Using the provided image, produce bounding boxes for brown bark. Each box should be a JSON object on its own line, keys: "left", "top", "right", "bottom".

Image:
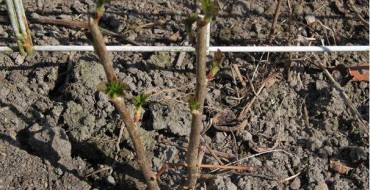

{"left": 112, "top": 98, "right": 160, "bottom": 190}
{"left": 88, "top": 18, "right": 159, "bottom": 190}
{"left": 88, "top": 18, "right": 117, "bottom": 82}
{"left": 185, "top": 19, "right": 208, "bottom": 189}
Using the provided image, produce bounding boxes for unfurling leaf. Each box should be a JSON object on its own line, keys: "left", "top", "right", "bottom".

{"left": 213, "top": 49, "right": 225, "bottom": 67}
{"left": 207, "top": 49, "right": 224, "bottom": 79}
{"left": 207, "top": 66, "right": 220, "bottom": 79}
{"left": 183, "top": 13, "right": 198, "bottom": 35}
{"left": 201, "top": 0, "right": 220, "bottom": 23}
{"left": 188, "top": 96, "right": 200, "bottom": 111}
{"left": 133, "top": 93, "right": 149, "bottom": 108}
{"left": 133, "top": 93, "right": 149, "bottom": 123}
{"left": 99, "top": 80, "right": 129, "bottom": 99}
{"left": 95, "top": 0, "right": 113, "bottom": 21}
{"left": 134, "top": 106, "right": 143, "bottom": 123}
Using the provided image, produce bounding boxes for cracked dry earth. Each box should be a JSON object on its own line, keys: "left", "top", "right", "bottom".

{"left": 0, "top": 0, "right": 369, "bottom": 190}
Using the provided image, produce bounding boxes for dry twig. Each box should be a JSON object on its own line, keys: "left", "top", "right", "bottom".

{"left": 268, "top": 0, "right": 285, "bottom": 41}
{"left": 159, "top": 135, "right": 236, "bottom": 160}
{"left": 210, "top": 149, "right": 292, "bottom": 173}
{"left": 156, "top": 162, "right": 256, "bottom": 179}
{"left": 238, "top": 72, "right": 281, "bottom": 120}
{"left": 348, "top": 0, "right": 369, "bottom": 29}
{"left": 312, "top": 54, "right": 368, "bottom": 135}
{"left": 30, "top": 15, "right": 141, "bottom": 46}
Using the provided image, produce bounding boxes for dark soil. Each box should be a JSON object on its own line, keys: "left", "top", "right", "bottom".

{"left": 0, "top": 0, "right": 368, "bottom": 189}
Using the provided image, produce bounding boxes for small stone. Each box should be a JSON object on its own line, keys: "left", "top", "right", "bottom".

{"left": 29, "top": 123, "right": 43, "bottom": 132}
{"left": 350, "top": 147, "right": 367, "bottom": 162}
{"left": 231, "top": 5, "right": 243, "bottom": 16}
{"left": 37, "top": 0, "right": 44, "bottom": 9}
{"left": 290, "top": 177, "right": 301, "bottom": 190}
{"left": 55, "top": 168, "right": 63, "bottom": 175}
{"left": 236, "top": 1, "right": 251, "bottom": 13}
{"left": 127, "top": 33, "right": 137, "bottom": 41}
{"left": 152, "top": 157, "right": 161, "bottom": 171}
{"left": 10, "top": 118, "right": 18, "bottom": 124}
{"left": 265, "top": 160, "right": 274, "bottom": 167}
{"left": 307, "top": 138, "right": 322, "bottom": 151}
{"left": 322, "top": 146, "right": 333, "bottom": 156}
{"left": 106, "top": 176, "right": 116, "bottom": 185}
{"left": 292, "top": 156, "right": 301, "bottom": 167}
{"left": 57, "top": 14, "right": 72, "bottom": 20}
{"left": 15, "top": 55, "right": 25, "bottom": 65}
{"left": 186, "top": 63, "right": 194, "bottom": 70}
{"left": 253, "top": 23, "right": 262, "bottom": 34}
{"left": 254, "top": 6, "right": 264, "bottom": 14}
{"left": 2, "top": 31, "right": 8, "bottom": 38}
{"left": 314, "top": 182, "right": 329, "bottom": 190}
{"left": 31, "top": 12, "right": 40, "bottom": 18}
{"left": 0, "top": 86, "right": 10, "bottom": 97}
{"left": 359, "top": 81, "right": 368, "bottom": 89}
{"left": 71, "top": 1, "right": 86, "bottom": 14}
{"left": 215, "top": 132, "right": 226, "bottom": 144}
{"left": 212, "top": 88, "right": 221, "bottom": 97}
{"left": 154, "top": 29, "right": 167, "bottom": 34}
{"left": 305, "top": 14, "right": 316, "bottom": 24}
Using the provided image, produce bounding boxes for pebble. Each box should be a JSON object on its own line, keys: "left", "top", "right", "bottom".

{"left": 31, "top": 12, "right": 40, "bottom": 18}
{"left": 314, "top": 182, "right": 329, "bottom": 190}
{"left": 71, "top": 1, "right": 85, "bottom": 14}
{"left": 236, "top": 0, "right": 251, "bottom": 13}
{"left": 318, "top": 146, "right": 333, "bottom": 158}
{"left": 127, "top": 33, "right": 137, "bottom": 41}
{"left": 15, "top": 55, "right": 25, "bottom": 65}
{"left": 254, "top": 6, "right": 264, "bottom": 15}
{"left": 106, "top": 176, "right": 116, "bottom": 185}
{"left": 307, "top": 138, "right": 322, "bottom": 151}
{"left": 253, "top": 23, "right": 262, "bottom": 34}
{"left": 290, "top": 177, "right": 301, "bottom": 190}
{"left": 359, "top": 81, "right": 368, "bottom": 89}
{"left": 152, "top": 157, "right": 161, "bottom": 171}
{"left": 55, "top": 168, "right": 63, "bottom": 175}
{"left": 215, "top": 132, "right": 226, "bottom": 144}
{"left": 2, "top": 31, "right": 8, "bottom": 38}
{"left": 305, "top": 14, "right": 316, "bottom": 24}
{"left": 0, "top": 25, "right": 3, "bottom": 34}
{"left": 154, "top": 29, "right": 167, "bottom": 34}
{"left": 57, "top": 14, "right": 72, "bottom": 20}
{"left": 350, "top": 147, "right": 367, "bottom": 162}
{"left": 37, "top": 0, "right": 44, "bottom": 9}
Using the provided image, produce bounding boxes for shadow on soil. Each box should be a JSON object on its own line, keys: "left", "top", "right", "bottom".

{"left": 0, "top": 100, "right": 145, "bottom": 189}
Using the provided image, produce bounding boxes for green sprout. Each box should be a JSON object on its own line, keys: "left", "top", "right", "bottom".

{"left": 95, "top": 0, "right": 113, "bottom": 21}
{"left": 188, "top": 96, "right": 200, "bottom": 111}
{"left": 133, "top": 93, "right": 149, "bottom": 108}
{"left": 97, "top": 80, "right": 128, "bottom": 99}
{"left": 201, "top": 0, "right": 220, "bottom": 23}
{"left": 133, "top": 93, "right": 149, "bottom": 123}
{"left": 183, "top": 13, "right": 198, "bottom": 36}
{"left": 207, "top": 49, "right": 225, "bottom": 79}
